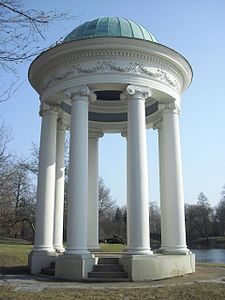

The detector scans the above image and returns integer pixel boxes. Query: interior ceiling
[95,90,122,101]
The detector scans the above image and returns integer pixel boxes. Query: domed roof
[63,17,158,43]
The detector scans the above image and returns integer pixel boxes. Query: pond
[192,248,225,263]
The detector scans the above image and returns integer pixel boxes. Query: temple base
[28,251,57,274]
[55,254,95,280]
[120,253,195,281]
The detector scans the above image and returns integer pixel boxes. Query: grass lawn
[99,243,126,252]
[0,239,32,274]
[0,240,32,266]
[0,240,125,265]
[0,239,125,274]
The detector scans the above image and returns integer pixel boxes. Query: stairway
[86,257,130,282]
[40,256,130,282]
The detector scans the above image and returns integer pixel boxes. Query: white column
[53,119,66,253]
[158,101,188,254]
[66,86,96,255]
[121,85,153,255]
[153,118,167,251]
[88,129,103,251]
[34,103,58,253]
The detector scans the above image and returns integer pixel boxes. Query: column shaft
[88,136,100,250]
[53,121,65,252]
[161,107,188,254]
[157,123,167,251]
[34,105,57,252]
[66,95,89,255]
[126,87,152,255]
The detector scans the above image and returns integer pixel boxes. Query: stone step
[83,277,131,283]
[98,257,120,264]
[88,271,128,278]
[93,264,123,272]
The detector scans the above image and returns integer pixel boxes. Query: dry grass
[0,283,225,300]
[1,240,225,299]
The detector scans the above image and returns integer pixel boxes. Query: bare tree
[21,142,39,175]
[0,122,11,163]
[0,0,75,102]
[98,177,116,240]
[0,158,36,239]
[111,206,127,243]
[149,202,161,239]
[197,192,213,240]
[185,204,204,240]
[216,185,225,236]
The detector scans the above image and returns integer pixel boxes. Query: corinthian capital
[39,103,59,117]
[153,118,163,130]
[57,118,67,131]
[89,128,104,139]
[120,85,153,101]
[65,85,97,103]
[121,128,128,138]
[158,101,181,114]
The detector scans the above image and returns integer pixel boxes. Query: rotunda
[28,17,195,281]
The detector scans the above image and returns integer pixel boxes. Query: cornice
[29,40,191,95]
[29,38,192,79]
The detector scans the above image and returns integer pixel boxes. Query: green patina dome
[63,17,158,43]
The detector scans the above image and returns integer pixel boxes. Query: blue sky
[1,0,225,207]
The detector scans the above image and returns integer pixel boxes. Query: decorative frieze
[40,61,179,92]
[39,49,183,78]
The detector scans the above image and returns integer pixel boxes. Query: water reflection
[192,249,225,263]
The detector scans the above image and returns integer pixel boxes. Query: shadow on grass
[0,265,29,275]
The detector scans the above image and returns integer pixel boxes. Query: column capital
[153,117,163,130]
[65,85,96,103]
[158,100,181,114]
[121,128,128,138]
[120,85,153,101]
[89,128,104,139]
[39,103,59,117]
[57,118,67,131]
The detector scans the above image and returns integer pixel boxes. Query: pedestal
[55,254,95,280]
[28,251,57,274]
[120,253,195,281]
